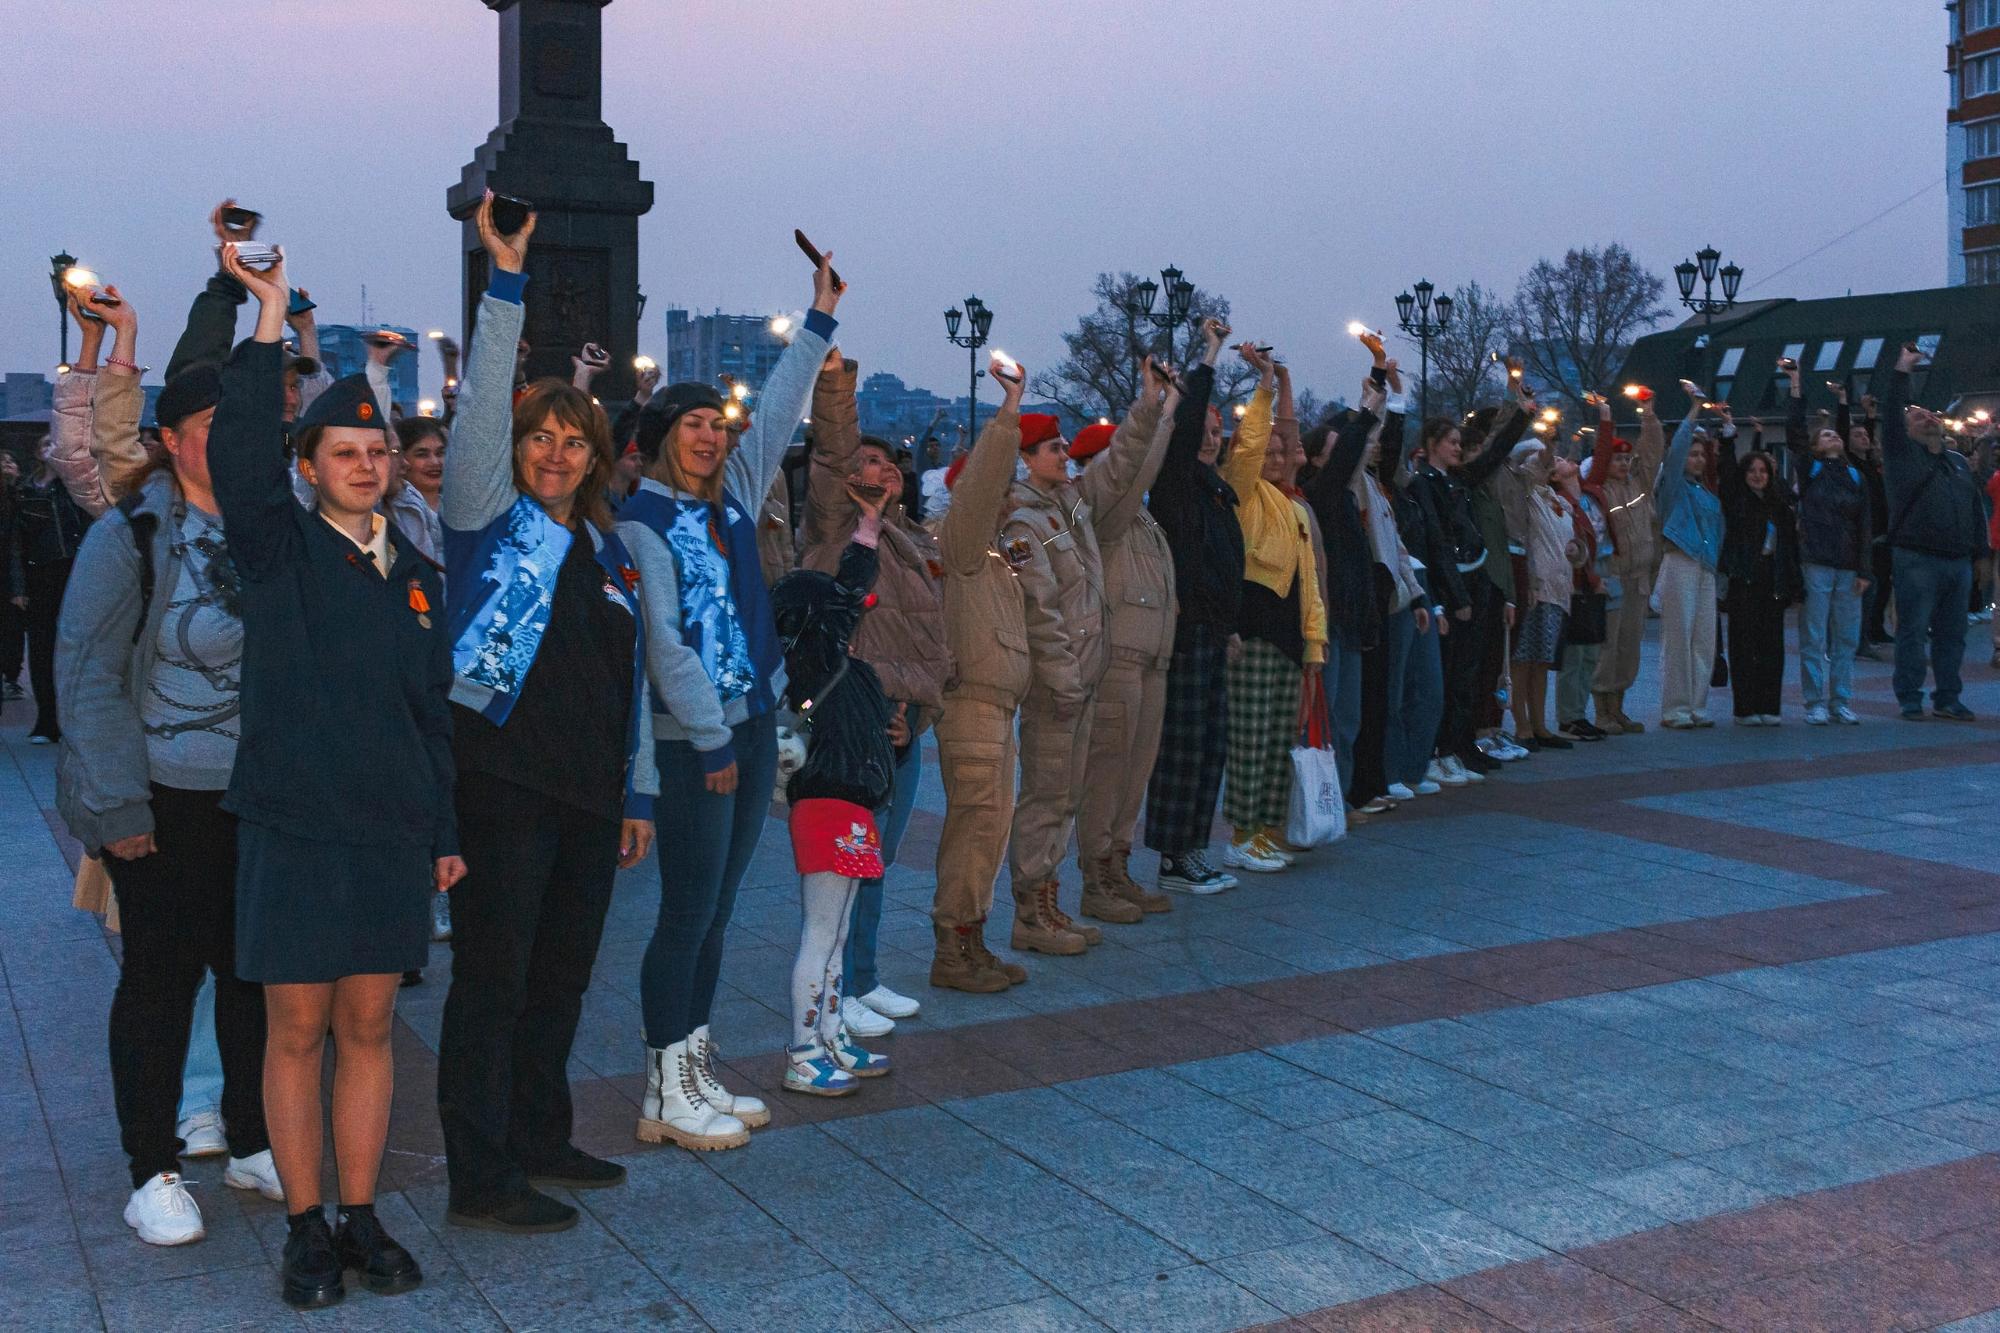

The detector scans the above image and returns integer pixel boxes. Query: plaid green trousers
[1223,637,1302,834]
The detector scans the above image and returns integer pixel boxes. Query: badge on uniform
[619,564,641,592]
[407,578,432,630]
[1002,534,1034,569]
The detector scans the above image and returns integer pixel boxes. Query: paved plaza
[5,627,2000,1332]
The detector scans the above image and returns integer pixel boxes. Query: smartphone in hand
[795,229,842,288]
[490,193,535,236]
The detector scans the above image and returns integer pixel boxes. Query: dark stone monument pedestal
[449,0,652,401]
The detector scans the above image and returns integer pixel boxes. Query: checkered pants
[1223,638,1301,834]
[1145,623,1230,857]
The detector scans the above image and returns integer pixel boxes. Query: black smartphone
[795,229,842,288]
[288,289,317,318]
[221,206,261,231]
[490,193,534,236]
[848,481,887,502]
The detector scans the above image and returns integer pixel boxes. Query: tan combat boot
[968,919,1026,985]
[1080,857,1143,925]
[1103,851,1172,914]
[1010,880,1088,955]
[929,921,1012,993]
[1598,690,1644,734]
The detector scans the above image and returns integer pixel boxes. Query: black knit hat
[155,365,222,432]
[297,374,386,433]
[634,382,725,463]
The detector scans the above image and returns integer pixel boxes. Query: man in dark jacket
[1881,345,1988,721]
[1143,318,1242,894]
[1782,365,1872,724]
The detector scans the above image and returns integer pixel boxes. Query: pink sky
[0,0,1948,403]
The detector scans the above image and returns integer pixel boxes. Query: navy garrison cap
[297,375,386,433]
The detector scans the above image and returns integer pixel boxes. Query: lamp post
[1122,264,1198,371]
[944,295,994,462]
[1394,279,1453,423]
[1672,245,1743,388]
[50,251,76,367]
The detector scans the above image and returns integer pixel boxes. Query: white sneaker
[1444,756,1484,784]
[124,1173,204,1246]
[1804,704,1829,726]
[1412,780,1442,796]
[1760,714,1783,726]
[222,1149,285,1202]
[840,995,894,1038]
[1734,715,1758,726]
[177,1110,226,1158]
[1431,758,1470,787]
[1219,839,1285,873]
[1385,783,1416,801]
[1159,854,1232,894]
[1834,704,1861,725]
[857,985,920,1020]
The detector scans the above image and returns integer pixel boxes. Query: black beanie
[634,382,725,463]
[155,365,223,432]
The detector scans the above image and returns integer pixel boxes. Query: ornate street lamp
[1395,278,1454,422]
[1124,264,1198,369]
[944,295,994,460]
[1675,245,1743,389]
[50,250,76,367]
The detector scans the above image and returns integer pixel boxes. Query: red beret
[1019,413,1063,451]
[1609,436,1634,454]
[1068,422,1116,460]
[944,454,969,490]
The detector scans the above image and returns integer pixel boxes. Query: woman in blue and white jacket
[617,246,842,1152]
[433,194,657,1228]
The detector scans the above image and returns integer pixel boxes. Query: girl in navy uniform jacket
[208,245,457,1311]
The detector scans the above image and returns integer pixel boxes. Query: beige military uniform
[758,467,795,588]
[1005,470,1105,893]
[1075,396,1178,869]
[930,411,1031,930]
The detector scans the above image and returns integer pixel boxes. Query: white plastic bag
[1285,673,1346,847]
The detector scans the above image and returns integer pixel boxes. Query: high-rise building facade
[1949,0,2000,284]
[316,324,423,411]
[662,308,789,392]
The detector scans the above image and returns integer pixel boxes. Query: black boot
[281,1209,344,1310]
[447,1186,580,1234]
[333,1203,422,1295]
[522,1145,627,1191]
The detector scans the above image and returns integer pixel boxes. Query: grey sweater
[55,471,235,850]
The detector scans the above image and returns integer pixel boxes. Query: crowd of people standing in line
[4,194,1994,1312]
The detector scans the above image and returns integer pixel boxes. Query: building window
[1969,0,2000,35]
[1715,347,1744,378]
[1917,333,1944,359]
[1969,181,2000,226]
[1968,52,2000,100]
[1854,337,1885,370]
[1813,341,1844,372]
[1971,118,2000,162]
[1969,248,2000,284]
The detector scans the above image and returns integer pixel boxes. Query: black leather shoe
[334,1205,422,1295]
[1535,733,1574,750]
[1461,749,1500,774]
[524,1146,627,1191]
[281,1211,345,1310]
[447,1186,580,1233]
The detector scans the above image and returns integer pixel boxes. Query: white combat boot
[690,1025,770,1128]
[637,1040,748,1151]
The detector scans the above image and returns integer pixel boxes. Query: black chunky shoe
[281,1210,345,1310]
[334,1204,422,1295]
[447,1186,579,1233]
[524,1146,627,1191]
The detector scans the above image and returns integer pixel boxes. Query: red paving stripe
[1254,1153,2000,1332]
[386,734,2000,1162]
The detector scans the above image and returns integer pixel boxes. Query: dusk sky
[2,0,1950,406]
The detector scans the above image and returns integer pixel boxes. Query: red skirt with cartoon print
[789,799,885,879]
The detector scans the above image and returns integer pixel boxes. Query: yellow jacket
[1221,387,1327,665]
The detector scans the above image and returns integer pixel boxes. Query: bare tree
[1031,272,1238,421]
[1403,281,1508,421]
[1507,244,1669,410]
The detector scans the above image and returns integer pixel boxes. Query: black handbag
[1567,589,1608,646]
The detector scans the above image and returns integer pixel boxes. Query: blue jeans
[1891,549,1973,711]
[843,742,922,999]
[1392,616,1440,788]
[642,711,779,1048]
[1323,632,1363,796]
[1800,562,1862,708]
[177,972,222,1122]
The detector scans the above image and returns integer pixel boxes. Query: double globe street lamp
[1674,245,1743,386]
[1395,279,1453,423]
[1123,265,1198,369]
[944,296,995,458]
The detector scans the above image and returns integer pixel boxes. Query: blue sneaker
[829,1028,892,1078]
[783,1044,857,1097]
